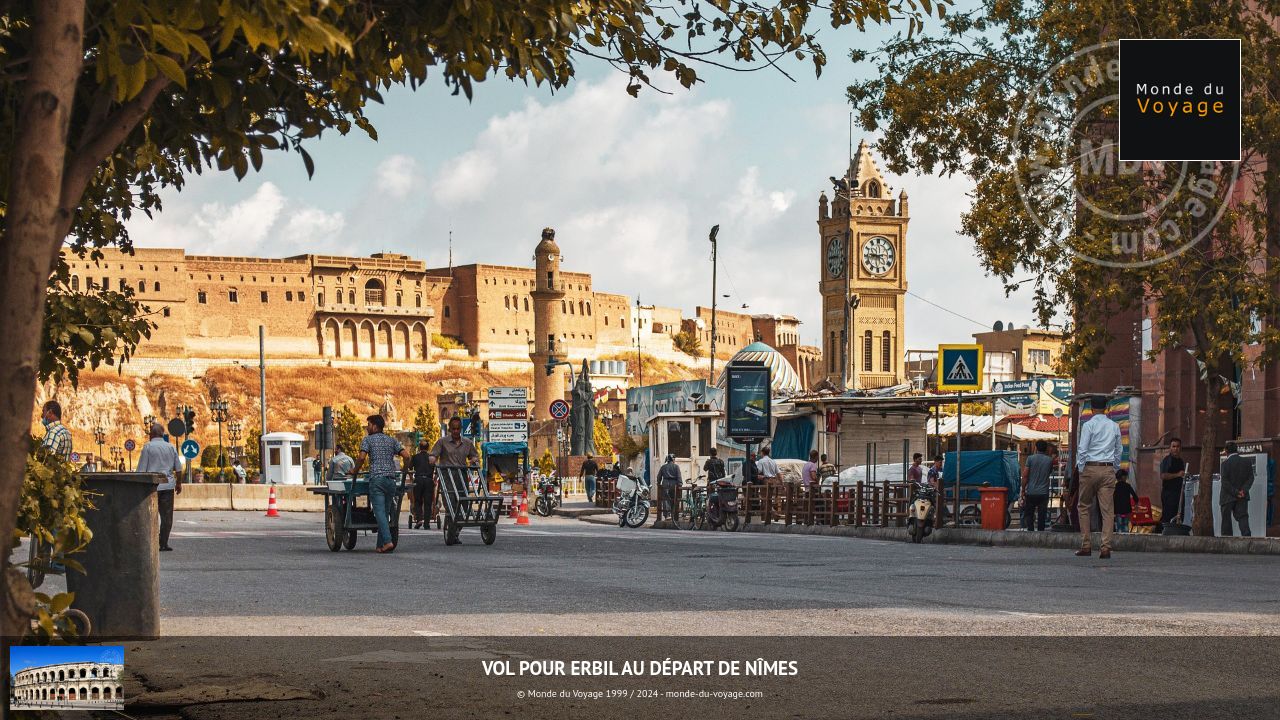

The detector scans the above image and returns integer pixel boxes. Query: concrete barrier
[174,484,418,513]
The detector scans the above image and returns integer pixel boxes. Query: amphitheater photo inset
[9,645,125,711]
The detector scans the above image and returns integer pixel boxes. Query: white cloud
[375,154,419,200]
[127,181,345,257]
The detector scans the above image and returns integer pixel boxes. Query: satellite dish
[1053,408,1064,418]
[993,320,1004,331]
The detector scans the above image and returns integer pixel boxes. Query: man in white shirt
[1074,395,1123,558]
[136,422,184,551]
[756,446,780,482]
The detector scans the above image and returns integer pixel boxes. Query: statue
[569,359,596,456]
[379,390,398,430]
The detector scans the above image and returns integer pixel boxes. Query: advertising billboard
[725,363,771,440]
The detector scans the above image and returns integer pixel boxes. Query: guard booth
[645,410,725,487]
[262,431,305,484]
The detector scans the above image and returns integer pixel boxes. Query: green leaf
[150,25,190,57]
[151,54,188,89]
[298,146,315,178]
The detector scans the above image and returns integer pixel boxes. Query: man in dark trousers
[704,448,726,482]
[1219,441,1255,537]
[657,454,683,522]
[581,455,599,503]
[410,439,435,529]
[1159,438,1186,530]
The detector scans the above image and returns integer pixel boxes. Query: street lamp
[109,446,124,471]
[93,424,106,463]
[210,398,230,479]
[228,420,243,464]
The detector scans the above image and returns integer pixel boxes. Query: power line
[905,290,990,329]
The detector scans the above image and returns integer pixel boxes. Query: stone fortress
[66,232,823,405]
[11,661,124,708]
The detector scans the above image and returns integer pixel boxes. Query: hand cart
[308,472,413,551]
[438,464,505,546]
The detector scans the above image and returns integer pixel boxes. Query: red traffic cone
[265,484,280,517]
[516,492,530,525]
[508,493,519,519]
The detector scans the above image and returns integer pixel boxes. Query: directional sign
[489,431,529,443]
[556,428,566,442]
[489,408,528,420]
[937,344,984,391]
[548,399,570,420]
[488,396,528,410]
[489,419,528,434]
[181,439,201,460]
[123,439,137,452]
[488,386,528,399]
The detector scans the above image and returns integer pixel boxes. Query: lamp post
[210,398,230,480]
[634,296,643,388]
[109,446,124,472]
[143,415,156,432]
[228,420,243,464]
[708,224,720,384]
[93,424,106,464]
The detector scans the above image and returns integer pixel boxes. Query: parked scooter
[533,474,562,517]
[907,481,937,543]
[613,469,651,528]
[704,478,740,531]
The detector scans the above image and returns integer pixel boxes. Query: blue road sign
[548,399,570,420]
[181,439,201,460]
[123,438,137,452]
[938,344,983,391]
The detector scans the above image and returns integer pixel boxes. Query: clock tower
[817,140,909,390]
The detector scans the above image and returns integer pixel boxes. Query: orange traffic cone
[516,492,530,525]
[508,493,519,519]
[265,484,280,517]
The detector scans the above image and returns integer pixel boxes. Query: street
[154,510,1280,636]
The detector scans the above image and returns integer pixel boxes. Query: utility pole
[259,325,267,480]
[708,225,720,384]
[635,296,644,388]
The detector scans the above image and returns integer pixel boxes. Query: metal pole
[635,297,643,388]
[954,391,963,525]
[842,232,850,391]
[259,325,267,481]
[710,227,718,384]
[991,398,997,450]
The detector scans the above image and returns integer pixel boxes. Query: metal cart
[438,464,505,546]
[308,473,412,551]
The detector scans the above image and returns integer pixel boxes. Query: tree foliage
[847,0,1280,533]
[40,264,156,388]
[536,448,556,476]
[593,417,615,458]
[673,330,703,357]
[335,405,363,456]
[412,404,441,449]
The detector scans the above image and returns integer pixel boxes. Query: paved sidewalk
[553,498,611,518]
[578,513,1280,554]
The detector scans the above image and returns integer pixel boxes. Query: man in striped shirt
[351,413,410,553]
[40,400,73,463]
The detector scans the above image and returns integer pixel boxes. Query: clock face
[861,236,895,275]
[825,237,846,278]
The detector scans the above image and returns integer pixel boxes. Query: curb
[554,506,611,519]
[736,522,1280,554]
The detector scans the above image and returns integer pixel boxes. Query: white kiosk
[262,431,306,485]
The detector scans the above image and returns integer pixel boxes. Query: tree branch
[54,72,172,246]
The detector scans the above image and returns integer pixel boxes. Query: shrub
[431,333,464,351]
[673,330,703,357]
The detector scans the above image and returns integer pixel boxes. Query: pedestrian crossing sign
[937,344,983,391]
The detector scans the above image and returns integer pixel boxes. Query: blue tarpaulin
[482,442,528,456]
[941,450,1020,500]
[770,417,815,461]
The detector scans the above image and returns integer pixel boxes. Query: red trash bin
[979,487,1008,530]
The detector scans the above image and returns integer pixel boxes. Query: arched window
[71,275,79,291]
[138,280,146,293]
[523,297,529,311]
[881,331,892,372]
[863,330,873,372]
[153,281,160,292]
[444,305,450,318]
[504,296,510,310]
[578,300,585,315]
[586,302,592,316]
[395,291,402,307]
[348,289,355,305]
[569,301,575,315]
[318,291,325,307]
[829,332,836,372]
[865,180,881,198]
[364,279,384,305]
[415,294,421,308]
[561,300,567,313]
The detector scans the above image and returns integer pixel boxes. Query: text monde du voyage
[1133,82,1229,118]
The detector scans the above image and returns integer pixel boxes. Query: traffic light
[469,409,482,437]
[183,408,196,436]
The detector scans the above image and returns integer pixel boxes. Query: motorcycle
[907,481,937,543]
[704,478,740,531]
[613,470,650,528]
[533,474,562,517]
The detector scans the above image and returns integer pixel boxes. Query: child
[1113,468,1140,533]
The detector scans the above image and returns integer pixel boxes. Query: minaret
[530,227,567,418]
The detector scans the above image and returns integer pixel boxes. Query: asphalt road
[154,510,1280,636]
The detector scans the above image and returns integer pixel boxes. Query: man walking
[431,417,480,467]
[410,439,436,529]
[1219,441,1255,537]
[1158,438,1186,530]
[657,453,682,522]
[756,446,780,483]
[328,445,355,483]
[1021,440,1053,531]
[581,455,599,503]
[1074,396,1122,558]
[39,400,73,462]
[136,422,183,551]
[704,448,726,483]
[351,414,410,553]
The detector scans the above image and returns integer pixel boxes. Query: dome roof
[714,341,802,395]
[535,227,560,254]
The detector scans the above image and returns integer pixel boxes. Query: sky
[9,645,124,676]
[124,10,1039,352]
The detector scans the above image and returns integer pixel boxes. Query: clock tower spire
[817,140,909,390]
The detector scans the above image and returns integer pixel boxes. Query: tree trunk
[1193,382,1218,536]
[0,0,85,639]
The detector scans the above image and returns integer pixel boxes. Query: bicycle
[675,475,707,531]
